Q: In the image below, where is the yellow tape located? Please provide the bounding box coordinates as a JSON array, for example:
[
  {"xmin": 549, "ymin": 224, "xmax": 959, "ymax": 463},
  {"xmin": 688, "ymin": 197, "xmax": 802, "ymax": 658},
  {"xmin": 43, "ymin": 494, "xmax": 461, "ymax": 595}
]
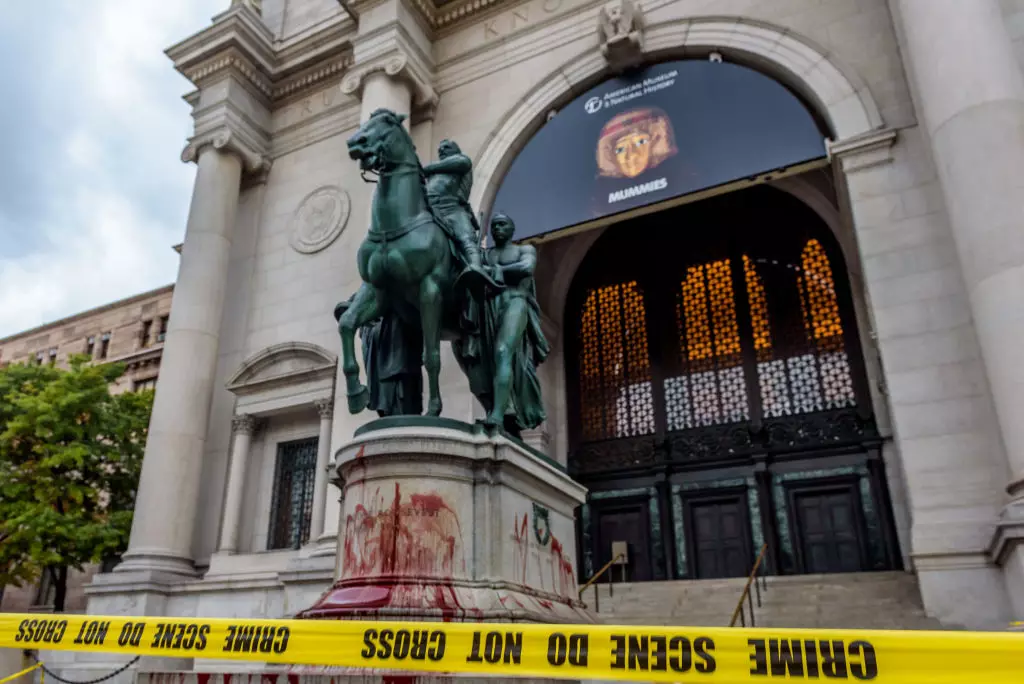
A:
[
  {"xmin": 0, "ymin": 662, "xmax": 41, "ymax": 684},
  {"xmin": 2, "ymin": 613, "xmax": 1023, "ymax": 683}
]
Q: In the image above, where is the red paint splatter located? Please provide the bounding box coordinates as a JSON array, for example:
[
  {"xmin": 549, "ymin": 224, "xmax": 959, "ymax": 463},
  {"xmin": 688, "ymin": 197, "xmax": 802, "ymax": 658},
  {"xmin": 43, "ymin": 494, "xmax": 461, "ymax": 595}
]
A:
[
  {"xmin": 313, "ymin": 585, "xmax": 392, "ymax": 609},
  {"xmin": 196, "ymin": 675, "xmax": 210, "ymax": 684},
  {"xmin": 261, "ymin": 676, "xmax": 278, "ymax": 684},
  {"xmin": 382, "ymin": 678, "xmax": 417, "ymax": 684},
  {"xmin": 512, "ymin": 513, "xmax": 529, "ymax": 584},
  {"xmin": 301, "ymin": 481, "xmax": 469, "ymax": 618},
  {"xmin": 341, "ymin": 483, "xmax": 463, "ymax": 579},
  {"xmin": 499, "ymin": 593, "xmax": 527, "ymax": 611},
  {"xmin": 286, "ymin": 675, "xmax": 298, "ymax": 684},
  {"xmin": 538, "ymin": 599, "xmax": 554, "ymax": 610},
  {"xmin": 550, "ymin": 533, "xmax": 577, "ymax": 596},
  {"xmin": 432, "ymin": 584, "xmax": 462, "ymax": 621}
]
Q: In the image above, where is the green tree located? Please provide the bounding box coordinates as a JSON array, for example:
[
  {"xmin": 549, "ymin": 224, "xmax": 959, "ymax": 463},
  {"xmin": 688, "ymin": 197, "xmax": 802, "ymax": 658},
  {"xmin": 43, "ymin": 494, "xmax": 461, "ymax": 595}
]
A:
[{"xmin": 0, "ymin": 356, "xmax": 152, "ymax": 611}]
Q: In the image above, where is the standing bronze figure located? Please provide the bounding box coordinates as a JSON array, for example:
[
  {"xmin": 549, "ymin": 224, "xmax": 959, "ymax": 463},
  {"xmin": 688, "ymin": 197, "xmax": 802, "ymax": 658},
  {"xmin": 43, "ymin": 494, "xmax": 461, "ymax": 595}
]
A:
[{"xmin": 478, "ymin": 213, "xmax": 550, "ymax": 432}]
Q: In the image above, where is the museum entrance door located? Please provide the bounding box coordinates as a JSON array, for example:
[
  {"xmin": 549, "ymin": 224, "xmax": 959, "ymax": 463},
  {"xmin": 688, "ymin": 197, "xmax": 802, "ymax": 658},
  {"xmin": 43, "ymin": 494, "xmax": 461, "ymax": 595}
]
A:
[{"xmin": 568, "ymin": 184, "xmax": 902, "ymax": 582}]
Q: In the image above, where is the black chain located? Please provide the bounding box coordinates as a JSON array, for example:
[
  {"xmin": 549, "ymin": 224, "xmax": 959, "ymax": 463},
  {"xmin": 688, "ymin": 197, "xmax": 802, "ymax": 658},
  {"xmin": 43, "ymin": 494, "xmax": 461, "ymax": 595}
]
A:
[{"xmin": 28, "ymin": 654, "xmax": 140, "ymax": 684}]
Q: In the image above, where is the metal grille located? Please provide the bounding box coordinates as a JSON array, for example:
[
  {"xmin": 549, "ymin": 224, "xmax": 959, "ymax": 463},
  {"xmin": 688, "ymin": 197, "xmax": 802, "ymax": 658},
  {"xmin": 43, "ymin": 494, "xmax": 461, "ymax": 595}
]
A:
[
  {"xmin": 747, "ymin": 239, "xmax": 855, "ymax": 419},
  {"xmin": 569, "ymin": 184, "xmax": 871, "ymax": 464},
  {"xmin": 664, "ymin": 259, "xmax": 749, "ymax": 431},
  {"xmin": 578, "ymin": 281, "xmax": 655, "ymax": 441},
  {"xmin": 268, "ymin": 437, "xmax": 319, "ymax": 550}
]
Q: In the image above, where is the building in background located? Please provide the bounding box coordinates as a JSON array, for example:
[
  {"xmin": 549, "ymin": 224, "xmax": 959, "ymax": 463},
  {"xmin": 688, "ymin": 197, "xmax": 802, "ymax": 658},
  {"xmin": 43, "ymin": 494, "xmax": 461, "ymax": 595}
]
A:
[
  {"xmin": 0, "ymin": 284, "xmax": 174, "ymax": 613},
  {"xmin": 0, "ymin": 285, "xmax": 173, "ymax": 394}
]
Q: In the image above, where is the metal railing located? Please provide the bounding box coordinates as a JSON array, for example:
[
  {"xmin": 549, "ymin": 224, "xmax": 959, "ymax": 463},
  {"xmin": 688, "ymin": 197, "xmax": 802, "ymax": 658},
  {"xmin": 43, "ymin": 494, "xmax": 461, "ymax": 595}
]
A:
[
  {"xmin": 729, "ymin": 543, "xmax": 769, "ymax": 627},
  {"xmin": 578, "ymin": 553, "xmax": 625, "ymax": 612}
]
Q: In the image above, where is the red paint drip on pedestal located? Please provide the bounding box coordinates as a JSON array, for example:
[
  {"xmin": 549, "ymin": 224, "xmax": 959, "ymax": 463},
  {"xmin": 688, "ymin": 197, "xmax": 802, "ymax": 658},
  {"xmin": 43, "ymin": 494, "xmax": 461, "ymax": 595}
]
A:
[{"xmin": 301, "ymin": 483, "xmax": 469, "ymax": 619}]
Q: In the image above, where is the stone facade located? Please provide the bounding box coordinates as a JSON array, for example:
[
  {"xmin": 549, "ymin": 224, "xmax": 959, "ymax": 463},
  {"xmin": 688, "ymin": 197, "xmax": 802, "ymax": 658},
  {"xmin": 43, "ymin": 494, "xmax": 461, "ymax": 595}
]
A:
[
  {"xmin": 35, "ymin": 2, "xmax": 1024, "ymax": 672},
  {"xmin": 0, "ymin": 284, "xmax": 173, "ymax": 614},
  {"xmin": 0, "ymin": 284, "xmax": 173, "ymax": 395}
]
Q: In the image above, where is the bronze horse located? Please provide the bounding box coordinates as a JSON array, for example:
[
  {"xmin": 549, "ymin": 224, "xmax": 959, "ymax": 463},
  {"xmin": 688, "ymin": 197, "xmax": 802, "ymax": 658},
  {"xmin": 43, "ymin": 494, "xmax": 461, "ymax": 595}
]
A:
[{"xmin": 339, "ymin": 109, "xmax": 473, "ymax": 417}]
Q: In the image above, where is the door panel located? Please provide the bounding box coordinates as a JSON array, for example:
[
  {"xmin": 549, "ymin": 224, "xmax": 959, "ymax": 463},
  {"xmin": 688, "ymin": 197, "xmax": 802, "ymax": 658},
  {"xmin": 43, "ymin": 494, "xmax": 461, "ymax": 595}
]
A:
[
  {"xmin": 690, "ymin": 497, "xmax": 750, "ymax": 579},
  {"xmin": 794, "ymin": 487, "xmax": 864, "ymax": 573},
  {"xmin": 597, "ymin": 507, "xmax": 651, "ymax": 582}
]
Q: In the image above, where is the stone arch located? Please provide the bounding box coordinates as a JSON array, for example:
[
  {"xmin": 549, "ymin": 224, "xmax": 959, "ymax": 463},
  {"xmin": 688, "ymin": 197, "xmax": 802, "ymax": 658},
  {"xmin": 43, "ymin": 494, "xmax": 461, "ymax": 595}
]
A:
[
  {"xmin": 226, "ymin": 341, "xmax": 337, "ymax": 396},
  {"xmin": 470, "ymin": 15, "xmax": 883, "ymax": 218}
]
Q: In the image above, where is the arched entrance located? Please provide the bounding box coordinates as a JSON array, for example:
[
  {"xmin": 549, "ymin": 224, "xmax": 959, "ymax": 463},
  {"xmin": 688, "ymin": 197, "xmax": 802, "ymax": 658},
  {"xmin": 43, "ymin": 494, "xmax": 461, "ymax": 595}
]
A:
[{"xmin": 566, "ymin": 185, "xmax": 901, "ymax": 581}]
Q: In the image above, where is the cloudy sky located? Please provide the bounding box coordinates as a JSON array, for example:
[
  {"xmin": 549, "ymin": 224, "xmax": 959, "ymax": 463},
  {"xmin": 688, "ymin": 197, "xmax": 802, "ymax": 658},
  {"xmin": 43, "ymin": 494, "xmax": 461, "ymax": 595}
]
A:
[{"xmin": 0, "ymin": 0, "xmax": 225, "ymax": 338}]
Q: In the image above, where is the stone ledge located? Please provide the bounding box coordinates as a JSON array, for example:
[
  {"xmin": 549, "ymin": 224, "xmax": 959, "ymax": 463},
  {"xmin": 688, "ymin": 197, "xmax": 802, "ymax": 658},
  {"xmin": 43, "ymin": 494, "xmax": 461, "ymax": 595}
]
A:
[{"xmin": 988, "ymin": 503, "xmax": 1024, "ymax": 566}]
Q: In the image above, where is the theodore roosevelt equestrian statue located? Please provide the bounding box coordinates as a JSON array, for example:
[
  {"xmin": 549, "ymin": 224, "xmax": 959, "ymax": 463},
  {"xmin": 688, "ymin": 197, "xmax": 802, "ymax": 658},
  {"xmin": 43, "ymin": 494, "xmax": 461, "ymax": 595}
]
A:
[{"xmin": 335, "ymin": 108, "xmax": 547, "ymax": 433}]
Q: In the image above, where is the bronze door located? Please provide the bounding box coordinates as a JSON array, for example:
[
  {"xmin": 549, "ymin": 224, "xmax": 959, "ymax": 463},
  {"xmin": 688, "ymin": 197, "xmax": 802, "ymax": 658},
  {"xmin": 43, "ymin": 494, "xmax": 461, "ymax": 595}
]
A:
[
  {"xmin": 596, "ymin": 506, "xmax": 652, "ymax": 582},
  {"xmin": 793, "ymin": 486, "xmax": 865, "ymax": 573},
  {"xmin": 690, "ymin": 496, "xmax": 751, "ymax": 579}
]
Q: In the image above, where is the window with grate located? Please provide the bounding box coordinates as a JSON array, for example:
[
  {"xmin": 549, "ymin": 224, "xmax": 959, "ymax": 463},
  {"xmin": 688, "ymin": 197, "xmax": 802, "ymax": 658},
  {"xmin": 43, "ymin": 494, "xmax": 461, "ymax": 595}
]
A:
[
  {"xmin": 578, "ymin": 280, "xmax": 655, "ymax": 441},
  {"xmin": 664, "ymin": 259, "xmax": 750, "ymax": 431},
  {"xmin": 268, "ymin": 437, "xmax": 319, "ymax": 550},
  {"xmin": 745, "ymin": 240, "xmax": 855, "ymax": 419},
  {"xmin": 570, "ymin": 211, "xmax": 864, "ymax": 448}
]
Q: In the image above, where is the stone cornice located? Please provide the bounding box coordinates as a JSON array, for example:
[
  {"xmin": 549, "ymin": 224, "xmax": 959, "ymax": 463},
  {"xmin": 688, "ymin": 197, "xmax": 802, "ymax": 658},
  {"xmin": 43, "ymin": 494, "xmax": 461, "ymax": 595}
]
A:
[
  {"xmin": 168, "ymin": 3, "xmax": 356, "ymax": 107},
  {"xmin": 167, "ymin": 4, "xmax": 276, "ymax": 89},
  {"xmin": 827, "ymin": 128, "xmax": 898, "ymax": 173},
  {"xmin": 350, "ymin": 0, "xmax": 515, "ymax": 32}
]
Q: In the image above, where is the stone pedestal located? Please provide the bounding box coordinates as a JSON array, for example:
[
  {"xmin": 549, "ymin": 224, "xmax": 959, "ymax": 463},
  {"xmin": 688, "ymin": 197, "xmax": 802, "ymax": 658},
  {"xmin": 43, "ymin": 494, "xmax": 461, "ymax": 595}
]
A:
[{"xmin": 299, "ymin": 417, "xmax": 594, "ymax": 623}]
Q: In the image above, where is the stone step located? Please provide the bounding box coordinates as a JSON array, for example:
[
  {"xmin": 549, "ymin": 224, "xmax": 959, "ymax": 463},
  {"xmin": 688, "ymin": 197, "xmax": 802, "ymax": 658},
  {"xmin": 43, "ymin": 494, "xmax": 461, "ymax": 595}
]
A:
[{"xmin": 584, "ymin": 571, "xmax": 958, "ymax": 631}]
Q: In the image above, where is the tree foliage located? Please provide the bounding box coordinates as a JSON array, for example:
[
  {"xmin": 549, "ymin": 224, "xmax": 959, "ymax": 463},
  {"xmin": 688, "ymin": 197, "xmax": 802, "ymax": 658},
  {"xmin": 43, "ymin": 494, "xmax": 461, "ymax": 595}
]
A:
[{"xmin": 0, "ymin": 356, "xmax": 153, "ymax": 611}]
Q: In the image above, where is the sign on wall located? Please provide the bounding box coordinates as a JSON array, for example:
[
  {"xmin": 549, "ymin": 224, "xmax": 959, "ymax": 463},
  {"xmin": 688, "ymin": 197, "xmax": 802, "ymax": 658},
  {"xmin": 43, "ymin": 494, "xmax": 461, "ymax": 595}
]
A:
[{"xmin": 490, "ymin": 59, "xmax": 829, "ymax": 242}]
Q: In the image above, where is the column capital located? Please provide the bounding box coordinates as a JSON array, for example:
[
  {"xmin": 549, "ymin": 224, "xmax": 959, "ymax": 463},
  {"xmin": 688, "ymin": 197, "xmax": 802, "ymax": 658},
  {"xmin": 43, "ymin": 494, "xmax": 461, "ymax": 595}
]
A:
[
  {"xmin": 170, "ymin": 3, "xmax": 273, "ymax": 181},
  {"xmin": 231, "ymin": 413, "xmax": 260, "ymax": 435},
  {"xmin": 826, "ymin": 128, "xmax": 898, "ymax": 174},
  {"xmin": 341, "ymin": 49, "xmax": 438, "ymax": 115},
  {"xmin": 314, "ymin": 398, "xmax": 335, "ymax": 419},
  {"xmin": 182, "ymin": 126, "xmax": 272, "ymax": 178}
]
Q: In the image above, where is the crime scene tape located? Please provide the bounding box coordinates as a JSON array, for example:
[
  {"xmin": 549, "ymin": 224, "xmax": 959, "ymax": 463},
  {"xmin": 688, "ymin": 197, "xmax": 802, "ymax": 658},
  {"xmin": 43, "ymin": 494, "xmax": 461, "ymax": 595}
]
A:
[{"xmin": 2, "ymin": 613, "xmax": 1024, "ymax": 684}]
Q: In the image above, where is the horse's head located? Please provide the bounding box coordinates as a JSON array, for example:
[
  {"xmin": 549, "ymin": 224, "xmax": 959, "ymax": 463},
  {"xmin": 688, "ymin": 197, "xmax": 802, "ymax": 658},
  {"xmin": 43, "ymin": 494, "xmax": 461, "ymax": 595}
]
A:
[{"xmin": 347, "ymin": 108, "xmax": 413, "ymax": 173}]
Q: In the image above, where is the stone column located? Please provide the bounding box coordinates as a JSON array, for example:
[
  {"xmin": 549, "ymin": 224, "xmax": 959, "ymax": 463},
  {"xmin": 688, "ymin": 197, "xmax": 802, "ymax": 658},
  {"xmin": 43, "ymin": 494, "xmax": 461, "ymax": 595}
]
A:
[
  {"xmin": 359, "ymin": 71, "xmax": 412, "ymax": 122},
  {"xmin": 895, "ymin": 0, "xmax": 1024, "ymax": 610},
  {"xmin": 219, "ymin": 414, "xmax": 259, "ymax": 553},
  {"xmin": 310, "ymin": 399, "xmax": 334, "ymax": 541},
  {"xmin": 117, "ymin": 143, "xmax": 244, "ymax": 576}
]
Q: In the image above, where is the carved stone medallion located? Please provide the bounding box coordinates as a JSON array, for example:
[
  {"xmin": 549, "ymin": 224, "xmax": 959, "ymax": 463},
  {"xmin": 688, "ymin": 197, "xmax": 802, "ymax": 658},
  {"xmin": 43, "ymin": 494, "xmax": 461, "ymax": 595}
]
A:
[{"xmin": 288, "ymin": 186, "xmax": 350, "ymax": 254}]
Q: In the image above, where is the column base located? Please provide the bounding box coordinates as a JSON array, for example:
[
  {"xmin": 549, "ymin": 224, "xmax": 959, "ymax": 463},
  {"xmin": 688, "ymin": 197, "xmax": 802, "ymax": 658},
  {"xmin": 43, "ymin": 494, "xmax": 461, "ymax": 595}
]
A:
[
  {"xmin": 115, "ymin": 548, "xmax": 198, "ymax": 577},
  {"xmin": 914, "ymin": 550, "xmax": 1011, "ymax": 629},
  {"xmin": 307, "ymin": 534, "xmax": 339, "ymax": 558},
  {"xmin": 989, "ymin": 498, "xmax": 1024, "ymax": 621}
]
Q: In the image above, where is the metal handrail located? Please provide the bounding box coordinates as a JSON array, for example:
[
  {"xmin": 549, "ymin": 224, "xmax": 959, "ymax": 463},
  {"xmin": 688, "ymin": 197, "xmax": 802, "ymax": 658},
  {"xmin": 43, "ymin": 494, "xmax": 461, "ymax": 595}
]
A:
[
  {"xmin": 729, "ymin": 543, "xmax": 769, "ymax": 627},
  {"xmin": 578, "ymin": 553, "xmax": 625, "ymax": 612}
]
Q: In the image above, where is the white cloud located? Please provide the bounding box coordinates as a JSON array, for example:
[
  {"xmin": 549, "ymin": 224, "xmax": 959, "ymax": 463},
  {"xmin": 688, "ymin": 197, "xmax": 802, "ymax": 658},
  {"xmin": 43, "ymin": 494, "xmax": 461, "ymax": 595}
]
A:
[
  {"xmin": 0, "ymin": 0, "xmax": 225, "ymax": 338},
  {"xmin": 0, "ymin": 188, "xmax": 176, "ymax": 333}
]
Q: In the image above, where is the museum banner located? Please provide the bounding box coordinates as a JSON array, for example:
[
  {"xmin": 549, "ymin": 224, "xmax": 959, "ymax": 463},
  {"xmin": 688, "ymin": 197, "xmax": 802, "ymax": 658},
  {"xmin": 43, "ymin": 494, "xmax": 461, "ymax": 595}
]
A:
[
  {"xmin": 491, "ymin": 59, "xmax": 829, "ymax": 242},
  {"xmin": 4, "ymin": 612, "xmax": 1024, "ymax": 683}
]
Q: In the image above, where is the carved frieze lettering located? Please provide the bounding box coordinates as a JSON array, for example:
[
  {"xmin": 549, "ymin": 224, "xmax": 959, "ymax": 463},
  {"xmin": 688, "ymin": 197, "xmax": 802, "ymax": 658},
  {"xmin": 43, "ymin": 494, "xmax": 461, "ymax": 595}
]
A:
[
  {"xmin": 274, "ymin": 86, "xmax": 342, "ymax": 132},
  {"xmin": 479, "ymin": 0, "xmax": 568, "ymax": 42}
]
